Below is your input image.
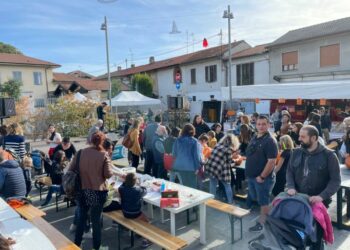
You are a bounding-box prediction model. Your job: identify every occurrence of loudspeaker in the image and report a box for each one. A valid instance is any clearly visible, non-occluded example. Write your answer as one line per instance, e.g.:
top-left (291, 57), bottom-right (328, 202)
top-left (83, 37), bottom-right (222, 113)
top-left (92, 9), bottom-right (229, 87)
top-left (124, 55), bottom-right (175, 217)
top-left (0, 98), bottom-right (16, 118)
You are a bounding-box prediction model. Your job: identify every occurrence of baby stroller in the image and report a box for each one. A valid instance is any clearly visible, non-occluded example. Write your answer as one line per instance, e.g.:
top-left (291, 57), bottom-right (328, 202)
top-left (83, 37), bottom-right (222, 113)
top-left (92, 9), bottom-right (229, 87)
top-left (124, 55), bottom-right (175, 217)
top-left (249, 196), bottom-right (317, 250)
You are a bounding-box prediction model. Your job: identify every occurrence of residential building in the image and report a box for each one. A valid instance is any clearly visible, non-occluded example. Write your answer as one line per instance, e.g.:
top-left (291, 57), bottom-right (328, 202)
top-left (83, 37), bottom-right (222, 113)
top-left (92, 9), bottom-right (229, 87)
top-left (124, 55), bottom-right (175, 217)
top-left (97, 41), bottom-right (251, 108)
top-left (53, 73), bottom-right (109, 101)
top-left (269, 17), bottom-right (350, 83)
top-left (0, 53), bottom-right (60, 108)
top-left (68, 70), bottom-right (95, 79)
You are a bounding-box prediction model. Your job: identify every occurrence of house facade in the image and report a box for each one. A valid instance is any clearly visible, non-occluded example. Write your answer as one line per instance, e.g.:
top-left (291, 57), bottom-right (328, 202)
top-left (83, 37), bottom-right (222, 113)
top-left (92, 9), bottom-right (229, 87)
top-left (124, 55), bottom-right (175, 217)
top-left (269, 17), bottom-right (350, 83)
top-left (0, 53), bottom-right (60, 108)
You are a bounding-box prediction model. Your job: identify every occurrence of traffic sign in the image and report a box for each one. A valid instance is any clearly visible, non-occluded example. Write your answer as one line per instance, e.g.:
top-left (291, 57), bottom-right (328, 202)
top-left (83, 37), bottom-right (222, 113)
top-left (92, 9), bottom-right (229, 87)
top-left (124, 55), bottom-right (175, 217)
top-left (176, 82), bottom-right (180, 90)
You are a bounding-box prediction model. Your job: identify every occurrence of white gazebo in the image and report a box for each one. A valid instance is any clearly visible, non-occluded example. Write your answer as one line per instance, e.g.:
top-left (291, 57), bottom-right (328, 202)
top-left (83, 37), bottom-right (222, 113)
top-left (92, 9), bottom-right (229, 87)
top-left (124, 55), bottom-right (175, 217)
top-left (110, 91), bottom-right (161, 112)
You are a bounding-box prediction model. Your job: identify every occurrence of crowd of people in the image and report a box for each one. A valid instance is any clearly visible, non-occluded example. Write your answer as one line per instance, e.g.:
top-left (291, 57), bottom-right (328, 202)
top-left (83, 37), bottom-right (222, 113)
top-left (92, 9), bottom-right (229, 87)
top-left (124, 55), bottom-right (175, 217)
top-left (120, 106), bottom-right (343, 249)
top-left (0, 103), bottom-right (347, 249)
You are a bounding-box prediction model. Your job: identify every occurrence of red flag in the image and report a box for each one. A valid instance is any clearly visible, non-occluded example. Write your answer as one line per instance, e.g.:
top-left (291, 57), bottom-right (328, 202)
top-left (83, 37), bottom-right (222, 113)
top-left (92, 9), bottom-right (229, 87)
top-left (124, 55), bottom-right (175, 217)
top-left (203, 38), bottom-right (208, 48)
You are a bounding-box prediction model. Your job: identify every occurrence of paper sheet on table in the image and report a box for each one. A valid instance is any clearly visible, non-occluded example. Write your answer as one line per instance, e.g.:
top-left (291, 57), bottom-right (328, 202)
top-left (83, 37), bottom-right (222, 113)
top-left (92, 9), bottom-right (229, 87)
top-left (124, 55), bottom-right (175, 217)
top-left (0, 218), bottom-right (56, 250)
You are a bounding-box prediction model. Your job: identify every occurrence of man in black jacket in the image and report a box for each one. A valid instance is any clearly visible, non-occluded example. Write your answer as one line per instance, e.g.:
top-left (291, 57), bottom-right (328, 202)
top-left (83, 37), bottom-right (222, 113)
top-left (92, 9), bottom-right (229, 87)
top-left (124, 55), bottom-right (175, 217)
top-left (320, 107), bottom-right (332, 144)
top-left (96, 102), bottom-right (107, 131)
top-left (286, 125), bottom-right (340, 250)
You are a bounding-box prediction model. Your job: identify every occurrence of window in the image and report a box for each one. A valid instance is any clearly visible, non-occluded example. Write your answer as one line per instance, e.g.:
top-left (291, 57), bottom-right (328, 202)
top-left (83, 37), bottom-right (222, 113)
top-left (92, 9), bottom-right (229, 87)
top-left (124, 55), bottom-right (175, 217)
top-left (12, 71), bottom-right (22, 82)
top-left (33, 72), bottom-right (42, 85)
top-left (190, 68), bottom-right (196, 84)
top-left (34, 98), bottom-right (45, 108)
top-left (320, 44), bottom-right (340, 67)
top-left (236, 63), bottom-right (254, 86)
top-left (205, 65), bottom-right (217, 83)
top-left (282, 51), bottom-right (298, 71)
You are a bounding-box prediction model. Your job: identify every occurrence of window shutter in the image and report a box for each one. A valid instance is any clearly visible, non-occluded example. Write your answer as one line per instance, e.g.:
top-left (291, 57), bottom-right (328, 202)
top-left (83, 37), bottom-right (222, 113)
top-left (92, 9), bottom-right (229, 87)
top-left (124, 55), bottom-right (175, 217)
top-left (282, 51), bottom-right (298, 65)
top-left (320, 44), bottom-right (340, 67)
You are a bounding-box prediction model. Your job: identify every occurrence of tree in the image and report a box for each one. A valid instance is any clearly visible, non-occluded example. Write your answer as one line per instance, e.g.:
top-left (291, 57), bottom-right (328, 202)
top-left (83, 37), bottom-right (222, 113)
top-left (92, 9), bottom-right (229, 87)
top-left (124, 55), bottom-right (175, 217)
top-left (0, 42), bottom-right (22, 54)
top-left (0, 80), bottom-right (22, 100)
top-left (131, 73), bottom-right (153, 97)
top-left (110, 79), bottom-right (122, 98)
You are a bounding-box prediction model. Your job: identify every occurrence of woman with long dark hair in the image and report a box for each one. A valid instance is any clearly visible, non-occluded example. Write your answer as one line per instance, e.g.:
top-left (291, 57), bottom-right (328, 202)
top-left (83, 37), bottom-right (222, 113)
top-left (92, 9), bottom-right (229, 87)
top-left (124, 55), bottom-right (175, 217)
top-left (41, 150), bottom-right (67, 206)
top-left (69, 132), bottom-right (113, 250)
top-left (46, 124), bottom-right (62, 159)
top-left (192, 115), bottom-right (210, 139)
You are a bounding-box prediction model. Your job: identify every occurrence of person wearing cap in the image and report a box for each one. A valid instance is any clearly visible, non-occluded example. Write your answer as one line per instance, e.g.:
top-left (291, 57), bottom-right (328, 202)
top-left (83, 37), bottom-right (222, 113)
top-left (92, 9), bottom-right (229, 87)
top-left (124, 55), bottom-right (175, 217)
top-left (96, 102), bottom-right (107, 131)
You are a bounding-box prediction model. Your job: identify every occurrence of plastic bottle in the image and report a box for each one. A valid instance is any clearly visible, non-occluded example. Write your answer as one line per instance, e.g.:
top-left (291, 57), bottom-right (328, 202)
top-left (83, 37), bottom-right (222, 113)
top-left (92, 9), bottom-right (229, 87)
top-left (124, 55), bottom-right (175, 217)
top-left (160, 181), bottom-right (166, 192)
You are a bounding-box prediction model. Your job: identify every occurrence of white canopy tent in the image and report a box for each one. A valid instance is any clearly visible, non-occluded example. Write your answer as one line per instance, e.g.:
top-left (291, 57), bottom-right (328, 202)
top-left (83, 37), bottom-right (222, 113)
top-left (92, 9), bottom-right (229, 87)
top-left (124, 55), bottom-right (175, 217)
top-left (221, 80), bottom-right (350, 100)
top-left (73, 92), bottom-right (87, 101)
top-left (110, 91), bottom-right (161, 106)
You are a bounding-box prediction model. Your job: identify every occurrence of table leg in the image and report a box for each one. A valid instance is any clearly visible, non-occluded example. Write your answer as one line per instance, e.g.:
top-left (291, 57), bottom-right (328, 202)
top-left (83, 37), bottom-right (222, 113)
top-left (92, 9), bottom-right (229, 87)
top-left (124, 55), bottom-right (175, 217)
top-left (148, 203), bottom-right (154, 219)
top-left (161, 209), bottom-right (165, 223)
top-left (337, 188), bottom-right (343, 229)
top-left (170, 213), bottom-right (176, 235)
top-left (199, 203), bottom-right (207, 244)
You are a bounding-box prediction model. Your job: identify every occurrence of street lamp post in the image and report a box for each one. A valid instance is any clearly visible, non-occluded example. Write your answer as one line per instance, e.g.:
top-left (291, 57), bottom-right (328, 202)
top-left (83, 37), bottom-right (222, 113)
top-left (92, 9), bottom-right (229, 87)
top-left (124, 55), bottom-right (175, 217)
top-left (223, 5), bottom-right (234, 128)
top-left (101, 16), bottom-right (112, 108)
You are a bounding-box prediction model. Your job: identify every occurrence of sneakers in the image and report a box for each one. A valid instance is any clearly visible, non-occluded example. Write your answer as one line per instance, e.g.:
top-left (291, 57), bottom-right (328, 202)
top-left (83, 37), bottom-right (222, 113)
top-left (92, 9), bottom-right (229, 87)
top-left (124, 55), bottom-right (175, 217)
top-left (83, 229), bottom-right (93, 239)
top-left (249, 222), bottom-right (263, 233)
top-left (69, 224), bottom-right (76, 233)
top-left (92, 247), bottom-right (109, 250)
top-left (141, 239), bottom-right (152, 248)
top-left (248, 241), bottom-right (271, 250)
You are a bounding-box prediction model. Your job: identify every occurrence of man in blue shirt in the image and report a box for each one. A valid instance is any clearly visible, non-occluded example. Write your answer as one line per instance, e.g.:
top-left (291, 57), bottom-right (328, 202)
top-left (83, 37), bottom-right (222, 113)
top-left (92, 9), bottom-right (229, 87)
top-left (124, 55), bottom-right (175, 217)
top-left (245, 115), bottom-right (278, 232)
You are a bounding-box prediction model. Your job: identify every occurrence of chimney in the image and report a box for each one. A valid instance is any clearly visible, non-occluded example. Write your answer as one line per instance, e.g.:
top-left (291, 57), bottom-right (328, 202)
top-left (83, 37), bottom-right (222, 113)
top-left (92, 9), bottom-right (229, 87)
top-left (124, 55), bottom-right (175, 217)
top-left (149, 56), bottom-right (155, 64)
top-left (117, 66), bottom-right (122, 71)
top-left (131, 64), bottom-right (135, 68)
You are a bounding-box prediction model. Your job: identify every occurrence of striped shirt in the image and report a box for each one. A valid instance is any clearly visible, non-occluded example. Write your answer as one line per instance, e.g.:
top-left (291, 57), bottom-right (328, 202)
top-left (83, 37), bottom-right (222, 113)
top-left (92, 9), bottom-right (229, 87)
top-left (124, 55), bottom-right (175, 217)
top-left (4, 135), bottom-right (26, 159)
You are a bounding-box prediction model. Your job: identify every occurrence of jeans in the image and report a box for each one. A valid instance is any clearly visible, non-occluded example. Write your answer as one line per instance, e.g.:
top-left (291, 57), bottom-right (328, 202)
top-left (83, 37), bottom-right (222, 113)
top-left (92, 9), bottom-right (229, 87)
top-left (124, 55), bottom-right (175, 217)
top-left (209, 177), bottom-right (233, 204)
top-left (247, 176), bottom-right (275, 206)
top-left (42, 185), bottom-right (64, 205)
top-left (172, 170), bottom-right (197, 189)
top-left (154, 163), bottom-right (167, 179)
top-left (169, 171), bottom-right (183, 184)
top-left (74, 200), bottom-right (105, 249)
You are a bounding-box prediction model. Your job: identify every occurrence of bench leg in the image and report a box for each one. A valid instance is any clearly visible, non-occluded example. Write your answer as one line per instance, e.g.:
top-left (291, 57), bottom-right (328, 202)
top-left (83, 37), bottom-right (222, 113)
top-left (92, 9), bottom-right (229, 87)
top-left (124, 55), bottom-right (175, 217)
top-left (117, 224), bottom-right (121, 250)
top-left (239, 218), bottom-right (243, 240)
top-left (55, 193), bottom-right (58, 212)
top-left (230, 215), bottom-right (235, 244)
top-left (39, 185), bottom-right (42, 201)
top-left (130, 231), bottom-right (134, 248)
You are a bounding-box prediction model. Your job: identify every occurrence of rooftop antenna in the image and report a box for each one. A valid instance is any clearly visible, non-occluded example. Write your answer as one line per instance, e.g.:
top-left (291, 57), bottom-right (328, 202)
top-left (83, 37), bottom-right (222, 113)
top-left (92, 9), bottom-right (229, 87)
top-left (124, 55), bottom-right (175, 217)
top-left (169, 21), bottom-right (181, 34)
top-left (129, 48), bottom-right (134, 65)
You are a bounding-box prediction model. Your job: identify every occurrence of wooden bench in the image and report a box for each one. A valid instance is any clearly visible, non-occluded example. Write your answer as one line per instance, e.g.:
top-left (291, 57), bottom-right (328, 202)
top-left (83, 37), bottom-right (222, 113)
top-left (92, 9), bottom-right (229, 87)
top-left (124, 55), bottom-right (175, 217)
top-left (15, 204), bottom-right (46, 221)
top-left (31, 216), bottom-right (80, 250)
top-left (103, 210), bottom-right (187, 250)
top-left (205, 199), bottom-right (250, 244)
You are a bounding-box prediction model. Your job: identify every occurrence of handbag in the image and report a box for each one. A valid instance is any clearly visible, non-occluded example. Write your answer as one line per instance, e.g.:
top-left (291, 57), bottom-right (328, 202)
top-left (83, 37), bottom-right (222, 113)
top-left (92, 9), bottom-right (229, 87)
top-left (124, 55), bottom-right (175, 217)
top-left (38, 176), bottom-right (52, 186)
top-left (62, 150), bottom-right (82, 200)
top-left (163, 153), bottom-right (174, 171)
top-left (122, 131), bottom-right (133, 149)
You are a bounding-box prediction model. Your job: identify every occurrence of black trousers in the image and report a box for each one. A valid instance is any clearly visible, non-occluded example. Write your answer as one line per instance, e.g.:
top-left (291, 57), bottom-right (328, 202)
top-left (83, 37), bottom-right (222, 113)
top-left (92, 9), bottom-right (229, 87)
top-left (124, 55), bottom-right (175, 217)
top-left (131, 152), bottom-right (139, 168)
top-left (309, 221), bottom-right (324, 250)
top-left (144, 149), bottom-right (153, 175)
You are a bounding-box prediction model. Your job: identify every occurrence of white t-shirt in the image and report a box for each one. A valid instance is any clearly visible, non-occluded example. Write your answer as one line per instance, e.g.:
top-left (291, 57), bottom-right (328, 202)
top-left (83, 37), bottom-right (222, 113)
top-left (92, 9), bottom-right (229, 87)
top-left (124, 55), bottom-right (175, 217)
top-left (49, 132), bottom-right (62, 148)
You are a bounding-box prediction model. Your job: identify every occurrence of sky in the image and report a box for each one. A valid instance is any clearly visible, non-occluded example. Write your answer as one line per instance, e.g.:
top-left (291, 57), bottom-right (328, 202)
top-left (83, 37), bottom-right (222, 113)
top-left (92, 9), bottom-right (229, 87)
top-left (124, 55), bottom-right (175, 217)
top-left (1, 0), bottom-right (350, 76)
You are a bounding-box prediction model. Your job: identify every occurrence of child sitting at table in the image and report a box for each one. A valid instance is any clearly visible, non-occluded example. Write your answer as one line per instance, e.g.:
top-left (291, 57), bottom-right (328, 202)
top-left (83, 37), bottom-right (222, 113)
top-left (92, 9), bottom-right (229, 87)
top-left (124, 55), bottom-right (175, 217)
top-left (118, 173), bottom-right (151, 248)
top-left (207, 131), bottom-right (217, 149)
top-left (197, 134), bottom-right (212, 190)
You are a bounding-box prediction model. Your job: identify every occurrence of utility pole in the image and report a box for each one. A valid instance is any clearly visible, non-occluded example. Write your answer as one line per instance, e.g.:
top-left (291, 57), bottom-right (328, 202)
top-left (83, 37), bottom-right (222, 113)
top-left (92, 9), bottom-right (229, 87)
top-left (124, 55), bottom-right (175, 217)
top-left (101, 16), bottom-right (112, 108)
top-left (223, 5), bottom-right (234, 128)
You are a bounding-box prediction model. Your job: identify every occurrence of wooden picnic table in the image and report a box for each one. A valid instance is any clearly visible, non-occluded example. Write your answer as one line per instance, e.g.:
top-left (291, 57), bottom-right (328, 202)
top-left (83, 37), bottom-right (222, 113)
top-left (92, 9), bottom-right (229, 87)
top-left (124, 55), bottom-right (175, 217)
top-left (31, 217), bottom-right (80, 250)
top-left (15, 204), bottom-right (46, 221)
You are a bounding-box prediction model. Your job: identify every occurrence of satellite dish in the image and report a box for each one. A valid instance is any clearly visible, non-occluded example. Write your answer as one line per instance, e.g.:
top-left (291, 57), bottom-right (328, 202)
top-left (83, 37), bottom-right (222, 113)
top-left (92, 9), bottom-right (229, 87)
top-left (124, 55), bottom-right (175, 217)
top-left (169, 21), bottom-right (181, 34)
